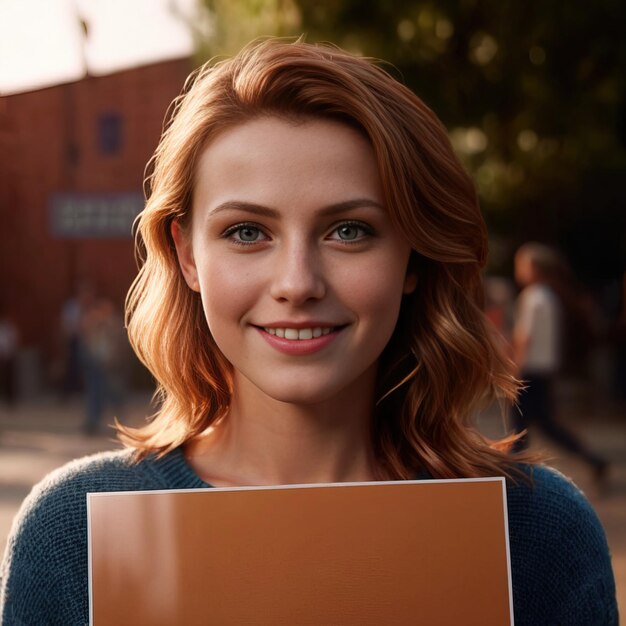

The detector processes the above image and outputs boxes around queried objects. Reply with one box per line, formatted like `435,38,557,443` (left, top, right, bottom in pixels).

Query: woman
1,39,617,625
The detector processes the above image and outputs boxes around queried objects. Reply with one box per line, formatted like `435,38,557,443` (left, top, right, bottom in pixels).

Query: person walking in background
607,271,626,405
511,242,609,482
0,304,19,407
79,296,125,435
60,282,95,398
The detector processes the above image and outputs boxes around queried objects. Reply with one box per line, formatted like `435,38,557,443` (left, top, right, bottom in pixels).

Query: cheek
339,255,409,328
195,257,258,332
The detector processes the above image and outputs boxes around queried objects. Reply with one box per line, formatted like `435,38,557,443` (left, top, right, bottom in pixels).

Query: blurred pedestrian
607,271,626,405
0,304,19,407
484,276,515,337
60,282,95,397
79,297,125,435
510,242,609,482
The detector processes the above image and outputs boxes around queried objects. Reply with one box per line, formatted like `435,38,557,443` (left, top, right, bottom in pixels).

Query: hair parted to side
119,37,526,479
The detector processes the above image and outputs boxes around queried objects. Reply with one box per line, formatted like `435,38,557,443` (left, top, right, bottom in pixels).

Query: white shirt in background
515,283,561,374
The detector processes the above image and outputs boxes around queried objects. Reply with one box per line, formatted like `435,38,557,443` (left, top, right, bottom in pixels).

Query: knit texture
0,449,618,625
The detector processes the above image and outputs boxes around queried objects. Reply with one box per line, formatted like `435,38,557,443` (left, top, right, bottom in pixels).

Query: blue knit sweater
0,449,618,625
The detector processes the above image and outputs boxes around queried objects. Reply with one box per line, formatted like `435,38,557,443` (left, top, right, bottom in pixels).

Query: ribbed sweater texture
0,448,618,625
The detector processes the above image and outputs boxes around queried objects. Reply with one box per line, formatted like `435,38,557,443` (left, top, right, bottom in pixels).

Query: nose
269,241,326,305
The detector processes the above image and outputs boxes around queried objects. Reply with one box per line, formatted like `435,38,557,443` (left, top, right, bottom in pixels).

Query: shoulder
505,465,617,625
0,449,171,624
505,464,609,563
11,448,165,520
507,463,593,516
3,447,173,556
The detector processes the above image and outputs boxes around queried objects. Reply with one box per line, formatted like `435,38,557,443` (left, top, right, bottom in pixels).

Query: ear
171,220,200,292
403,272,417,294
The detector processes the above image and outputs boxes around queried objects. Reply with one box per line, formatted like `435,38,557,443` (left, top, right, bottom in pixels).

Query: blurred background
0,0,625,613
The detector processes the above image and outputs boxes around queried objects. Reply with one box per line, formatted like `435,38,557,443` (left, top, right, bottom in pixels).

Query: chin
262,381,345,407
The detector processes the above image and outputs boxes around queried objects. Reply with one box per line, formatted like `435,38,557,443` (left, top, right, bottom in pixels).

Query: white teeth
263,326,336,340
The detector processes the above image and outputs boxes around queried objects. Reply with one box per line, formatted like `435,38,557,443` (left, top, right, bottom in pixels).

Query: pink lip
255,326,345,356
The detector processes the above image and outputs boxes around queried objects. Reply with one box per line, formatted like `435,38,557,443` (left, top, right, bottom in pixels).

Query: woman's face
173,116,415,406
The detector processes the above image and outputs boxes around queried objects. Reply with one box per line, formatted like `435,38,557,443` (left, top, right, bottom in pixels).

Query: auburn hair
119,38,525,479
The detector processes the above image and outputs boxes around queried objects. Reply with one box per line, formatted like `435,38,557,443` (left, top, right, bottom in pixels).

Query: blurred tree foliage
194,0,626,281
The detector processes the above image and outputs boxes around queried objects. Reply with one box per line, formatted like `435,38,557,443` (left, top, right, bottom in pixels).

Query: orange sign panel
88,478,513,625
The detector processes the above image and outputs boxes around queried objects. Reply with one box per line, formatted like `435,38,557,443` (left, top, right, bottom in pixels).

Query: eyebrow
208,198,385,218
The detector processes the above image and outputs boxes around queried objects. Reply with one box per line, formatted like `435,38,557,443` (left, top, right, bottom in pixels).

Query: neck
185,369,379,487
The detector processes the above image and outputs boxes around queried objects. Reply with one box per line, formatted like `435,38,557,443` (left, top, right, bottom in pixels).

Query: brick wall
0,58,192,380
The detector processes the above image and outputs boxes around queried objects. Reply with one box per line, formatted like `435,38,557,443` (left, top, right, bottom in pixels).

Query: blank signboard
88,478,513,625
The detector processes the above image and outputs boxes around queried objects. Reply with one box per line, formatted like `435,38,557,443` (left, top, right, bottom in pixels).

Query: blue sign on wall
49,192,144,238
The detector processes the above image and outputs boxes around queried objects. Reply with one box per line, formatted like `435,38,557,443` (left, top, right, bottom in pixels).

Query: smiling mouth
261,326,342,340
